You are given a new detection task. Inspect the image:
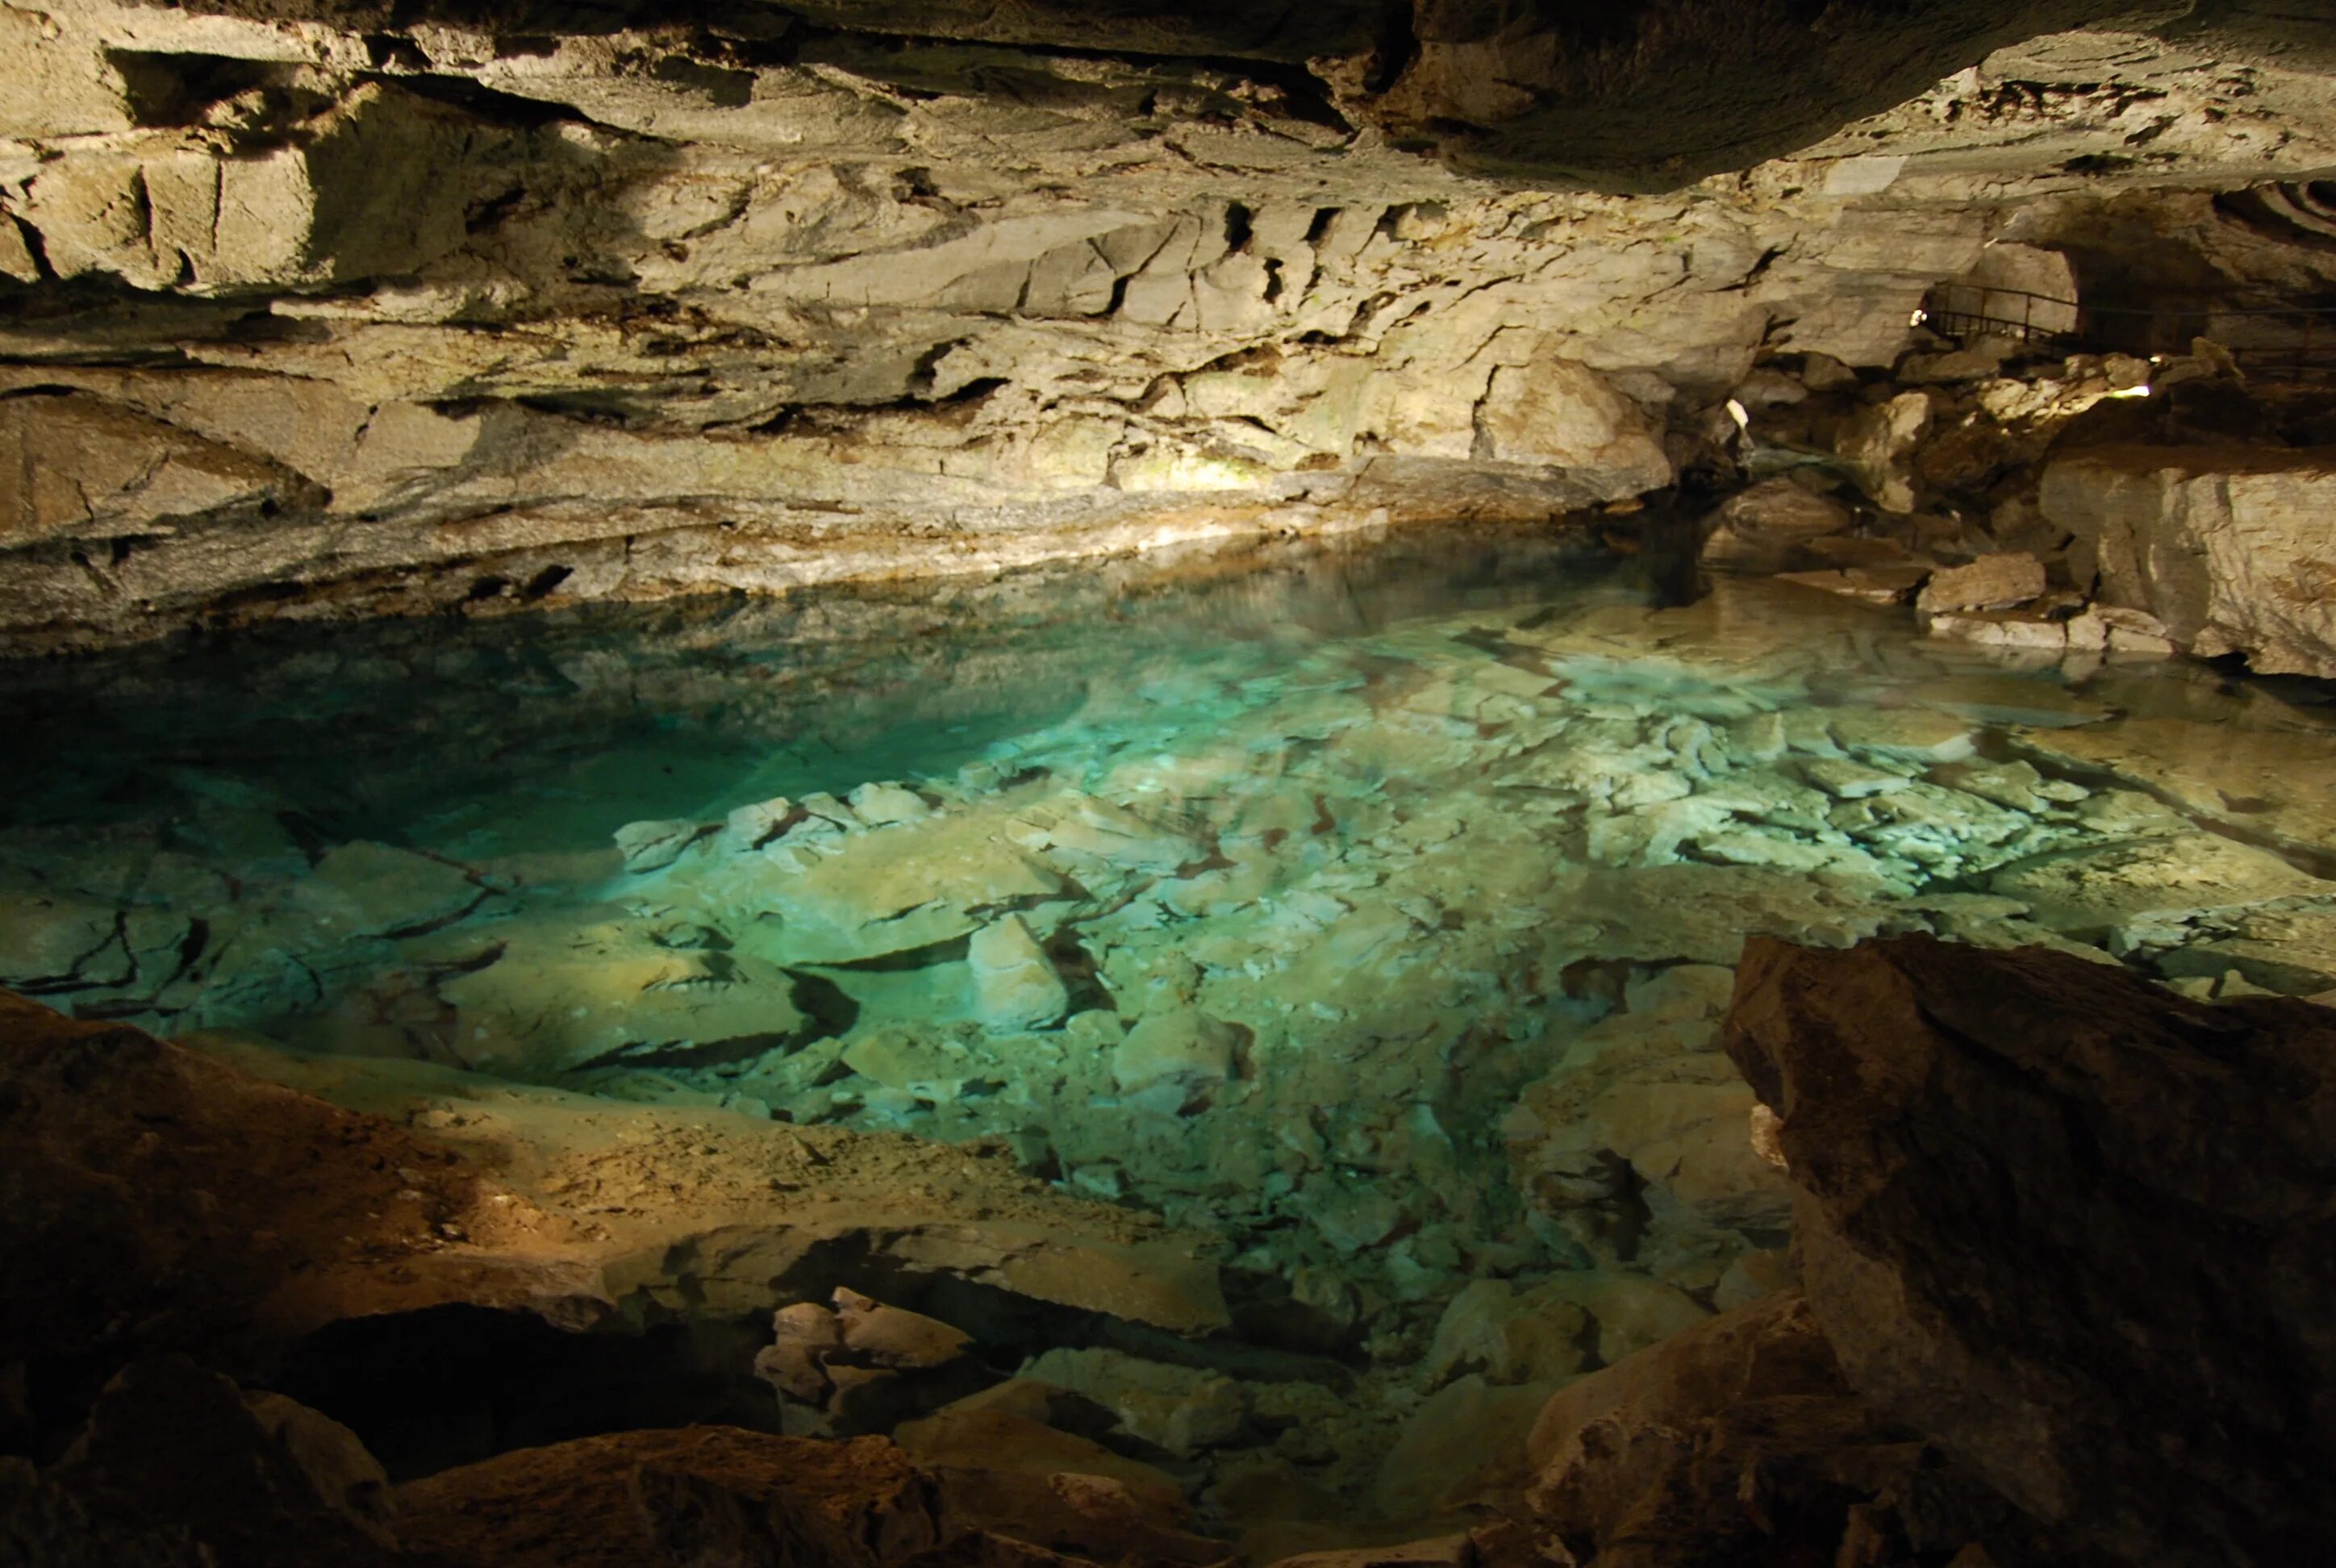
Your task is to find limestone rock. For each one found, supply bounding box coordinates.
[1722,935,2336,1566]
[2042,447,2336,678]
[1520,1292,2015,1568]
[436,916,813,1074]
[1423,1279,1591,1390]
[732,816,1064,965]
[399,1422,1205,1568]
[11,1358,405,1567]
[0,393,319,545]
[1475,360,1671,501]
[1836,392,1934,514]
[1019,1349,1248,1457]
[1986,831,2331,932]
[1527,1273,1713,1368]
[612,818,711,873]
[1700,479,1853,571]
[1915,553,2046,615]
[1374,1374,1553,1525]
[1110,1011,1238,1098]
[969,915,1070,1034]
[288,841,486,941]
[850,782,933,826]
[2125,898,2336,996]
[754,1288,987,1435]
[0,894,124,992]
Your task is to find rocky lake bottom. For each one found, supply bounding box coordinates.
[8,522,2336,1544]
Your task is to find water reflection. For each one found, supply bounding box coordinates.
[5,523,2336,1462]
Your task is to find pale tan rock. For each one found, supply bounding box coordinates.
[611,818,710,873]
[2013,718,2336,865]
[1111,1011,1237,1095]
[0,393,311,544]
[1475,359,1671,500]
[1714,1246,1796,1311]
[1701,479,1853,570]
[1773,565,1929,604]
[729,815,1064,965]
[1989,831,2332,932]
[437,914,811,1074]
[2042,447,2336,678]
[288,842,486,941]
[1925,609,2068,651]
[968,915,1070,1034]
[1423,1279,1591,1390]
[0,6,135,138]
[1916,552,2046,615]
[0,892,126,990]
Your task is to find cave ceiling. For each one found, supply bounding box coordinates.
[4,0,2336,647]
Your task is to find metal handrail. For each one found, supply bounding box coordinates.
[1919,281,2336,382]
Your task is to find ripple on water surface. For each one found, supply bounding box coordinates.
[6,523,2336,1517]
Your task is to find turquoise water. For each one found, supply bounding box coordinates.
[7,523,2336,1452]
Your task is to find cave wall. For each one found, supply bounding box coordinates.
[5,0,2336,649]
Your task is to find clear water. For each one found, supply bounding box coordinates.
[7,523,2336,1440]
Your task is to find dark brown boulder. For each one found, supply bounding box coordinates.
[1721,935,2336,1567]
[0,1357,410,1568]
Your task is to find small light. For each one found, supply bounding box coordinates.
[2107,385,2152,399]
[1725,398,1750,432]
[1910,308,1928,327]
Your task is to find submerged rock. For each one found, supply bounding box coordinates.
[1111,1011,1239,1100]
[612,818,711,874]
[969,915,1070,1034]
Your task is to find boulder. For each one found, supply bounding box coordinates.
[1110,1011,1238,1099]
[289,841,488,941]
[1835,391,1933,514]
[754,1288,988,1435]
[969,915,1070,1034]
[1914,552,2045,615]
[1374,1374,1554,1524]
[732,816,1065,965]
[1422,1279,1590,1389]
[399,1423,1203,1568]
[1475,360,1672,502]
[1986,831,2332,932]
[0,1358,405,1567]
[1722,935,2336,1566]
[437,916,812,1074]
[2042,446,2336,678]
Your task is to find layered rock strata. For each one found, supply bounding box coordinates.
[6,2,2336,647]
